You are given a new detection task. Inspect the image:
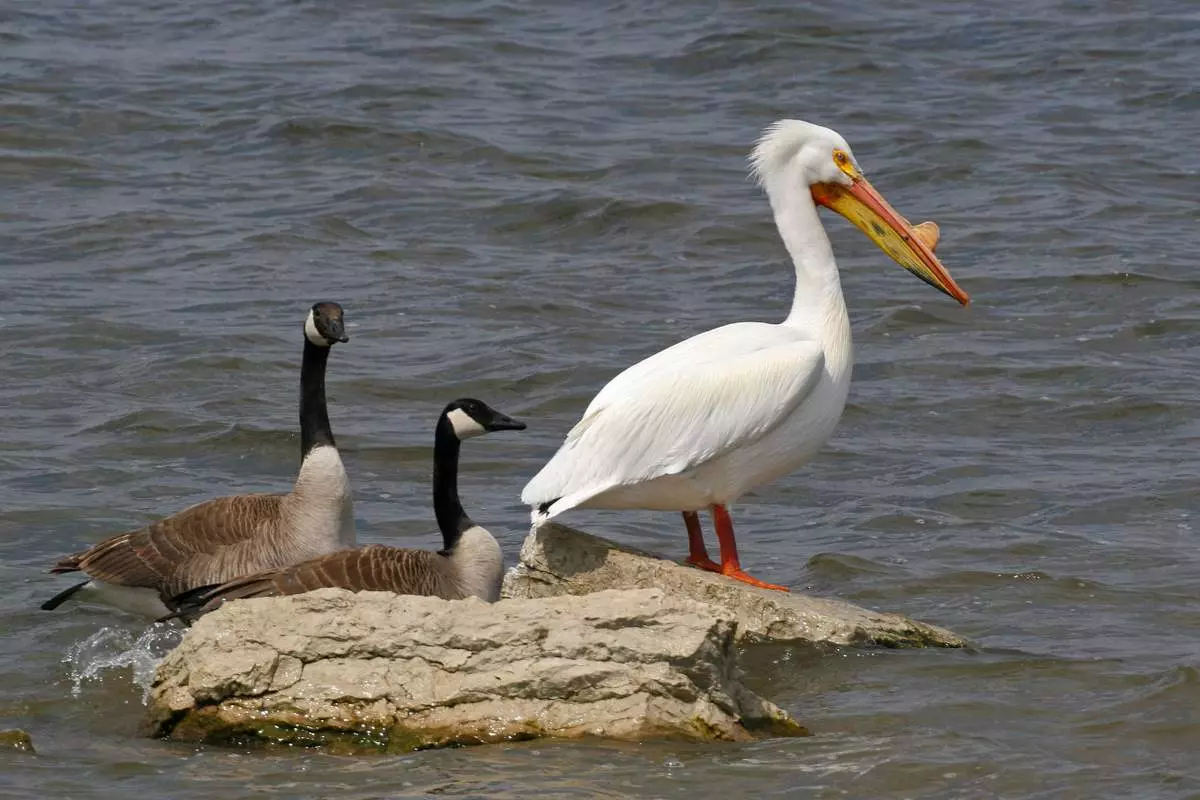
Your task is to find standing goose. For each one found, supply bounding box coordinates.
[521,120,970,592]
[41,302,355,616]
[164,398,525,623]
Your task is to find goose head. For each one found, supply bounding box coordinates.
[443,399,527,441]
[304,302,350,347]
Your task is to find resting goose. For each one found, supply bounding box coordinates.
[41,301,355,616]
[165,398,525,622]
[521,120,970,591]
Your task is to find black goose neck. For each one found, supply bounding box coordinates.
[433,414,468,553]
[300,338,335,458]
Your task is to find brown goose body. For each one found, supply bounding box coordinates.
[41,302,354,617]
[170,531,502,622]
[166,399,525,623]
[45,453,353,616]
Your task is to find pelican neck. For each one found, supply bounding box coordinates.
[764,178,847,328]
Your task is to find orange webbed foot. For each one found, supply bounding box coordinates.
[720,566,789,592]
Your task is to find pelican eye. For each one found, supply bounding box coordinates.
[832,149,856,177]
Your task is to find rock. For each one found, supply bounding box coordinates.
[0,729,34,754]
[502,523,966,649]
[144,587,805,752]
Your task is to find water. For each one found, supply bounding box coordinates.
[3,0,1199,795]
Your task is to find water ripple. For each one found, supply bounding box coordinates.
[3,0,1200,795]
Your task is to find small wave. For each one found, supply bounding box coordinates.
[63,624,183,702]
[488,193,696,240]
[868,305,971,332]
[79,408,199,436]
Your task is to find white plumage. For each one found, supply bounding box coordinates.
[522,119,969,591]
[529,323,829,516]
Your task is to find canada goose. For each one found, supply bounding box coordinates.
[164,398,525,623]
[41,302,356,617]
[521,120,968,591]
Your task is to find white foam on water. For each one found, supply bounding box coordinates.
[63,623,183,702]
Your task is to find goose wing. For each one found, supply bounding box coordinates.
[522,322,825,508]
[51,494,283,595]
[168,545,458,622]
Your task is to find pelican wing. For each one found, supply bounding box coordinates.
[522,322,825,508]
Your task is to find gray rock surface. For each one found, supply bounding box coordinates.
[144,587,804,752]
[502,523,966,649]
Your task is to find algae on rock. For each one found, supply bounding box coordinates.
[0,729,35,754]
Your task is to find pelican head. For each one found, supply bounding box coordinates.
[751,120,969,305]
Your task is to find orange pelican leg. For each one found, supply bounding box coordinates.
[682,511,721,572]
[710,504,789,592]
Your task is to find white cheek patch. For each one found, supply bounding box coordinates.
[304,310,329,346]
[447,408,486,439]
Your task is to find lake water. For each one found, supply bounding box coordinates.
[3,0,1200,796]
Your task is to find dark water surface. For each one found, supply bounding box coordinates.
[4,0,1200,796]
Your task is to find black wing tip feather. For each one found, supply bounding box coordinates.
[170,583,221,608]
[155,605,211,626]
[156,583,224,625]
[40,580,90,611]
[48,555,84,574]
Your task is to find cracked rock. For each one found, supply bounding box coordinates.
[144,587,804,752]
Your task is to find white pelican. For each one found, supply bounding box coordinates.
[520,120,970,591]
